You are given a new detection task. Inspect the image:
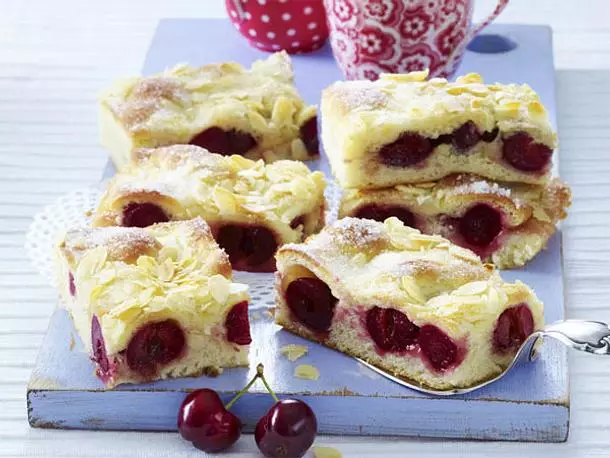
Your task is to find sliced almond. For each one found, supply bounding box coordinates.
[294,364,320,381]
[313,446,343,458]
[280,344,308,362]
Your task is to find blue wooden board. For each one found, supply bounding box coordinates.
[28,20,569,441]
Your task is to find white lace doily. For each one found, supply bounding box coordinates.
[25,181,342,307]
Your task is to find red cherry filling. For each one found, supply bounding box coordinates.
[216,224,278,270]
[285,277,338,333]
[366,306,419,352]
[290,215,306,230]
[458,204,503,248]
[189,127,257,156]
[354,203,416,228]
[419,325,458,371]
[502,132,552,172]
[125,319,186,377]
[378,132,433,167]
[452,121,481,153]
[91,315,111,378]
[225,301,252,345]
[482,127,499,143]
[300,116,319,156]
[68,273,76,296]
[122,202,169,228]
[493,304,535,353]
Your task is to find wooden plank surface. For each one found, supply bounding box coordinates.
[3,0,610,456]
[27,21,569,441]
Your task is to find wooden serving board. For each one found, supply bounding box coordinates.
[27,20,569,441]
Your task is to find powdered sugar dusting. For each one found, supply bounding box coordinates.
[449,177,511,198]
[331,81,389,111]
[64,226,159,263]
[332,217,387,247]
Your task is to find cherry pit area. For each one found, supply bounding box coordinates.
[28,20,568,442]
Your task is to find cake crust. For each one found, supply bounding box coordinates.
[93,144,327,272]
[340,174,571,268]
[275,217,544,391]
[57,218,249,387]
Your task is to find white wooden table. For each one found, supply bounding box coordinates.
[2,0,610,456]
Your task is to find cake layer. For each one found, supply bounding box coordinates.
[321,71,557,189]
[275,217,544,391]
[93,144,327,273]
[340,174,571,269]
[99,52,318,170]
[56,218,251,387]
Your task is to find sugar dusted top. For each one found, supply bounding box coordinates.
[58,218,247,352]
[94,144,327,227]
[277,217,542,336]
[100,51,316,141]
[322,70,557,151]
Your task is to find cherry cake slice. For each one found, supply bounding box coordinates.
[321,71,556,189]
[56,218,251,388]
[340,173,571,269]
[275,218,544,391]
[93,144,327,273]
[99,52,318,172]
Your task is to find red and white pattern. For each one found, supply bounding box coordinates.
[324,0,509,80]
[226,0,330,54]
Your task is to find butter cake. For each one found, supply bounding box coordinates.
[99,52,318,171]
[93,145,327,273]
[275,217,544,391]
[340,174,571,269]
[321,71,557,189]
[56,218,251,388]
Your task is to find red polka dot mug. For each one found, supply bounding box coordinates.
[226,0,330,54]
[324,0,509,80]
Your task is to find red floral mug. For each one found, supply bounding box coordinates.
[324,0,509,80]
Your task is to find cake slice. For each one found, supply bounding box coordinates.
[56,218,251,387]
[99,51,318,171]
[339,174,571,269]
[275,217,544,391]
[93,144,326,273]
[321,71,557,189]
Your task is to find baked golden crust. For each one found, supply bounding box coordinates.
[339,174,571,268]
[321,71,557,188]
[56,218,249,387]
[274,217,544,390]
[99,52,317,170]
[93,145,327,266]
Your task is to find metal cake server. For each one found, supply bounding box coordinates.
[356,319,610,396]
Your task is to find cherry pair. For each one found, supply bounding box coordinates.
[177,364,317,457]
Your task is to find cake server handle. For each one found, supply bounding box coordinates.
[531,319,610,357]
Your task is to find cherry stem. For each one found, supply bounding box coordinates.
[257,363,279,403]
[225,370,259,411]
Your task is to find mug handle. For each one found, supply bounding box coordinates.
[445,0,511,73]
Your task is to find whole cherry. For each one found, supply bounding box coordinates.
[255,365,318,458]
[177,388,241,453]
[177,368,260,453]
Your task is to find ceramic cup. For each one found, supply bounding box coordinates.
[324,0,509,80]
[227,0,330,54]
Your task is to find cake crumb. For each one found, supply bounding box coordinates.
[263,308,275,319]
[68,333,75,351]
[294,364,320,380]
[250,312,261,322]
[280,344,308,362]
[313,446,343,458]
